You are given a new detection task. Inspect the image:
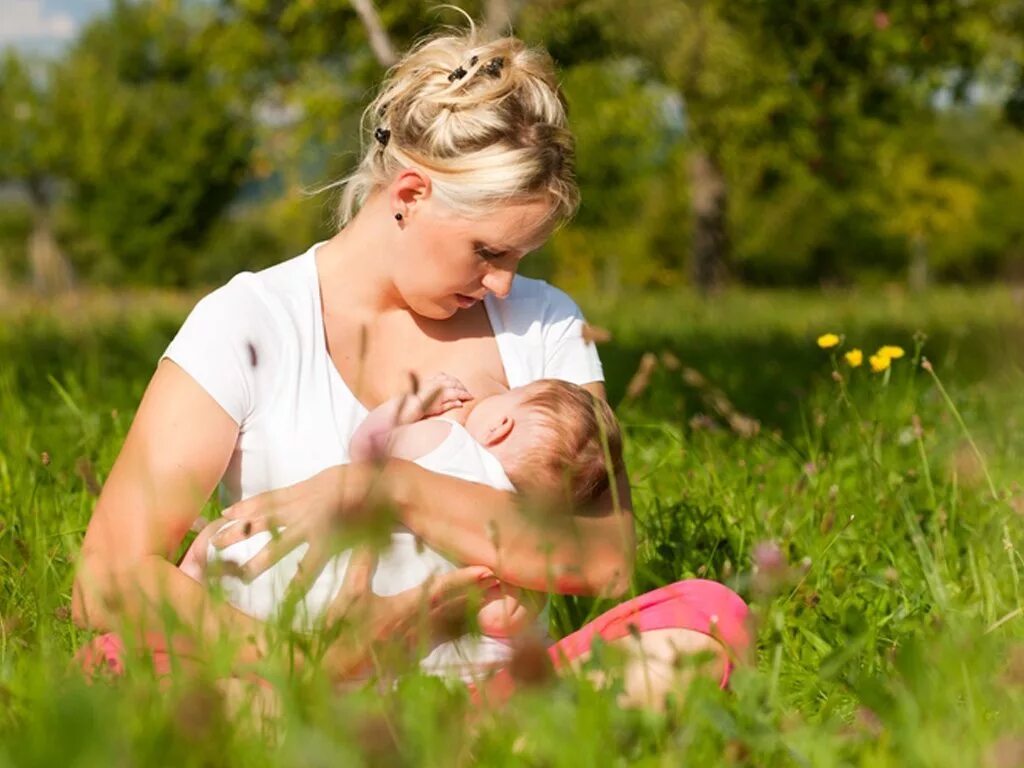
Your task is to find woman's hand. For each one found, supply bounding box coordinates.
[322,547,498,679]
[210,463,390,589]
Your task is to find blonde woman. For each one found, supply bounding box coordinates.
[73,26,749,707]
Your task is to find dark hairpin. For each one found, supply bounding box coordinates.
[373,127,391,147]
[470,55,479,66]
[482,57,505,77]
[447,66,467,82]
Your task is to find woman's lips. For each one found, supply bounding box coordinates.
[455,293,478,308]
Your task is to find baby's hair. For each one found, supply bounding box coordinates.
[334,20,579,225]
[505,380,624,507]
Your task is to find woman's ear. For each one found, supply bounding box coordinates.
[482,415,514,447]
[390,168,432,217]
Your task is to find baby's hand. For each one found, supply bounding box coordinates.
[476,589,538,639]
[411,372,473,418]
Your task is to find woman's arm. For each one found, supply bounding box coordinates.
[72,360,274,663]
[75,360,498,680]
[392,381,633,597]
[216,382,634,598]
[389,461,633,597]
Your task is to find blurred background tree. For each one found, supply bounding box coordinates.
[0,52,73,293]
[0,0,1022,292]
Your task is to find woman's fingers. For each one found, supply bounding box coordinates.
[327,548,378,623]
[210,514,274,548]
[281,541,330,606]
[432,566,497,607]
[237,526,308,581]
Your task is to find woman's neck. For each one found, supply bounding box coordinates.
[315,195,405,319]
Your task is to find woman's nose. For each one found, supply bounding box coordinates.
[483,268,515,299]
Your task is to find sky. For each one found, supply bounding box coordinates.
[0,0,109,55]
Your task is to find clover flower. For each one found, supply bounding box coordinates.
[844,349,863,367]
[817,333,840,349]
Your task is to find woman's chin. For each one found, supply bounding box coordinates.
[410,298,458,321]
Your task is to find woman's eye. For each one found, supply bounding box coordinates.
[476,247,502,260]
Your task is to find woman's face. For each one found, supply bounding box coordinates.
[393,195,556,320]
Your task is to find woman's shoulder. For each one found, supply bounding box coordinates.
[190,246,319,334]
[163,245,321,426]
[506,274,577,306]
[486,274,602,386]
[212,246,317,310]
[495,275,585,330]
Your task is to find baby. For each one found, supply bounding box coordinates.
[180,374,623,678]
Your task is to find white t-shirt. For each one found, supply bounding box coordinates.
[204,421,525,679]
[163,241,603,505]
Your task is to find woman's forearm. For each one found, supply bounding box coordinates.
[73,552,272,666]
[388,461,635,596]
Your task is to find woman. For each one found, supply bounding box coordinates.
[72,27,749,706]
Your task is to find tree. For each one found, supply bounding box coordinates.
[51,0,254,285]
[0,53,73,293]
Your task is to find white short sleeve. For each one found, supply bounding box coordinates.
[162,275,279,426]
[539,284,604,385]
[485,276,604,388]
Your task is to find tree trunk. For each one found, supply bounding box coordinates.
[688,150,728,294]
[908,232,929,293]
[26,177,73,295]
[482,0,516,37]
[349,0,397,68]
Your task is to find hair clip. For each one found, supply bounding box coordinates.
[469,55,479,66]
[373,127,391,147]
[447,66,467,82]
[481,57,505,77]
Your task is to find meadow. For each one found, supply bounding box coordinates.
[1,284,1022,766]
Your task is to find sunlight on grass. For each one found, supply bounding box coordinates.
[1,286,1022,765]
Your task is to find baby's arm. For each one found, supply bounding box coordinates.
[349,373,472,461]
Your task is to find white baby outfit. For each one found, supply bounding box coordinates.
[163,241,603,678]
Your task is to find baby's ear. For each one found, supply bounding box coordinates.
[483,415,514,447]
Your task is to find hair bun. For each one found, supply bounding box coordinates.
[335,26,579,227]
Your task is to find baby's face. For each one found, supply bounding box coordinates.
[463,384,550,459]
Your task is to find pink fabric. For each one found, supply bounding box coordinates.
[550,579,751,679]
[475,579,751,703]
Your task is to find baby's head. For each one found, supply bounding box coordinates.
[464,380,624,506]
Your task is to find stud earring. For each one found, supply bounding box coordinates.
[394,213,403,222]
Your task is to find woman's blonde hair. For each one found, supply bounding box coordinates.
[336,23,579,225]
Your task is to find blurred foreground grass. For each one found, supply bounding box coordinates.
[1,285,1022,766]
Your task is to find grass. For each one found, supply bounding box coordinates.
[1,284,1022,766]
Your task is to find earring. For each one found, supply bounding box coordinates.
[394,213,403,222]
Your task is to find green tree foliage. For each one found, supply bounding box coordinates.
[53,0,253,285]
[523,0,1022,289]
[5,0,1024,289]
[0,52,74,292]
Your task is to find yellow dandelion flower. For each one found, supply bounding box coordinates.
[878,345,905,360]
[869,354,891,373]
[817,333,840,349]
[845,349,863,367]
